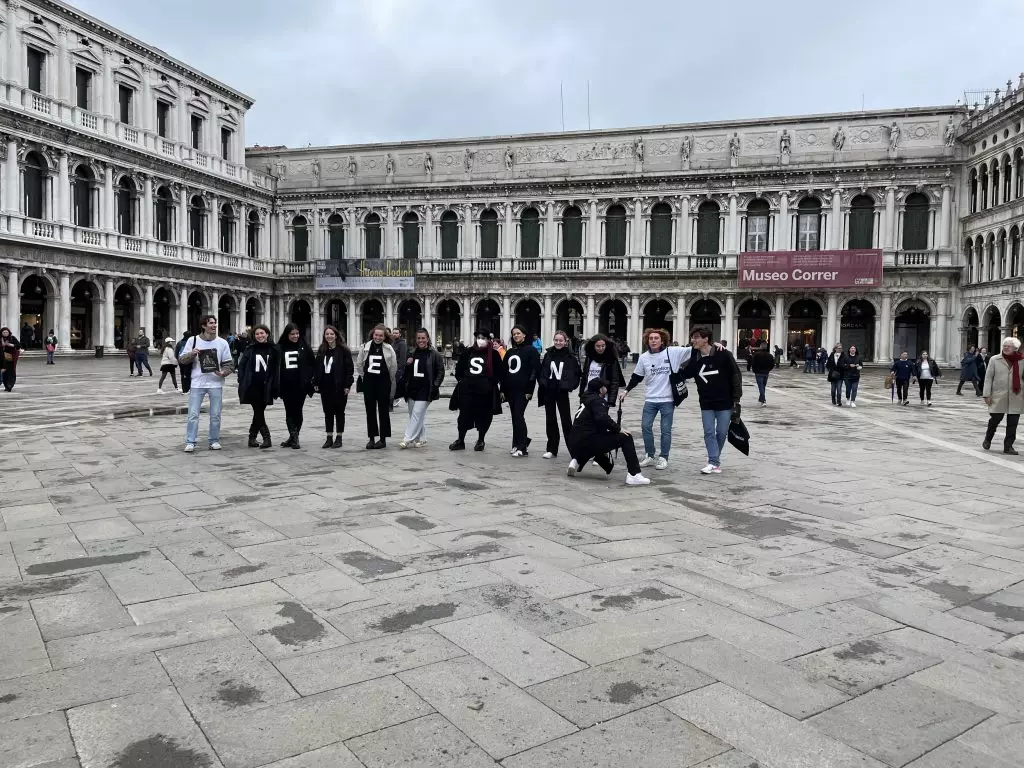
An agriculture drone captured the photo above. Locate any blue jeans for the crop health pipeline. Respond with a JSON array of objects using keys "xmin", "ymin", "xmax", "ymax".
[
  {"xmin": 804, "ymin": 360, "xmax": 814, "ymax": 373},
  {"xmin": 701, "ymin": 409, "xmax": 731, "ymax": 466},
  {"xmin": 845, "ymin": 379, "xmax": 859, "ymax": 402},
  {"xmin": 186, "ymin": 386, "xmax": 223, "ymax": 445},
  {"xmin": 641, "ymin": 400, "xmax": 674, "ymax": 458},
  {"xmin": 46, "ymin": 350, "xmax": 54, "ymax": 364},
  {"xmin": 754, "ymin": 374, "xmax": 768, "ymax": 403}
]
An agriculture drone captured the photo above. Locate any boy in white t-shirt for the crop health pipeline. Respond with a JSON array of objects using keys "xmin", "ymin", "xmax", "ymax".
[{"xmin": 177, "ymin": 315, "xmax": 234, "ymax": 452}]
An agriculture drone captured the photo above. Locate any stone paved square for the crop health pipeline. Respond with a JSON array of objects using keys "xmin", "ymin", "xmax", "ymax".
[{"xmin": 2, "ymin": 359, "xmax": 1024, "ymax": 766}]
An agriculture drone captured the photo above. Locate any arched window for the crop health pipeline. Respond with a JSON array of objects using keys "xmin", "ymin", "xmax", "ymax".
[
  {"xmin": 24, "ymin": 151, "xmax": 46, "ymax": 219},
  {"xmin": 745, "ymin": 199, "xmax": 769, "ymax": 252},
  {"xmin": 980, "ymin": 166, "xmax": 989, "ymax": 209},
  {"xmin": 247, "ymin": 210, "xmax": 259, "ymax": 258},
  {"xmin": 902, "ymin": 193, "xmax": 929, "ymax": 250},
  {"xmin": 1012, "ymin": 226, "xmax": 1021, "ymax": 276},
  {"xmin": 965, "ymin": 239, "xmax": 974, "ymax": 283},
  {"xmin": 440, "ymin": 210, "xmax": 458, "ymax": 260},
  {"xmin": 364, "ymin": 212, "xmax": 381, "ymax": 259},
  {"xmin": 219, "ymin": 203, "xmax": 234, "ymax": 253},
  {"xmin": 328, "ymin": 213, "xmax": 344, "ymax": 260},
  {"xmin": 969, "ymin": 169, "xmax": 978, "ymax": 213},
  {"xmin": 605, "ymin": 204, "xmax": 627, "ymax": 257},
  {"xmin": 696, "ymin": 201, "xmax": 720, "ymax": 255},
  {"xmin": 72, "ymin": 164, "xmax": 94, "ymax": 228},
  {"xmin": 848, "ymin": 194, "xmax": 875, "ymax": 249},
  {"xmin": 562, "ymin": 205, "xmax": 582, "ymax": 259},
  {"xmin": 402, "ymin": 211, "xmax": 419, "ymax": 260},
  {"xmin": 188, "ymin": 195, "xmax": 205, "ymax": 247},
  {"xmin": 796, "ymin": 197, "xmax": 821, "ymax": 251},
  {"xmin": 520, "ymin": 207, "xmax": 539, "ymax": 259},
  {"xmin": 650, "ymin": 202, "xmax": 673, "ymax": 256},
  {"xmin": 292, "ymin": 215, "xmax": 308, "ymax": 262},
  {"xmin": 116, "ymin": 177, "xmax": 135, "ymax": 235},
  {"xmin": 156, "ymin": 186, "xmax": 173, "ymax": 242},
  {"xmin": 480, "ymin": 208, "xmax": 498, "ymax": 260}
]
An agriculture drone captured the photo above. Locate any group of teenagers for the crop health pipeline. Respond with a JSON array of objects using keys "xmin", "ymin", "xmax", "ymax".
[{"xmin": 181, "ymin": 314, "xmax": 745, "ymax": 484}]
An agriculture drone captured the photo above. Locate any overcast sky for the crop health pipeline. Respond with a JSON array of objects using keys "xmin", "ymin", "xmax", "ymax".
[{"xmin": 73, "ymin": 0, "xmax": 1024, "ymax": 148}]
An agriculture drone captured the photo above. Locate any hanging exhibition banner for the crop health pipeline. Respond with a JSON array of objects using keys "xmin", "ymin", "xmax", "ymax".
[
  {"xmin": 315, "ymin": 259, "xmax": 416, "ymax": 291},
  {"xmin": 738, "ymin": 249, "xmax": 883, "ymax": 289}
]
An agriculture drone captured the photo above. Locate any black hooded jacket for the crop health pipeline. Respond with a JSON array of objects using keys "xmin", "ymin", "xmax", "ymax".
[
  {"xmin": 538, "ymin": 345, "xmax": 582, "ymax": 403},
  {"xmin": 503, "ymin": 340, "xmax": 540, "ymax": 396},
  {"xmin": 237, "ymin": 342, "xmax": 280, "ymax": 406},
  {"xmin": 567, "ymin": 378, "xmax": 621, "ymax": 453},
  {"xmin": 578, "ymin": 335, "xmax": 625, "ymax": 401},
  {"xmin": 278, "ymin": 338, "xmax": 315, "ymax": 398},
  {"xmin": 313, "ymin": 344, "xmax": 355, "ymax": 398}
]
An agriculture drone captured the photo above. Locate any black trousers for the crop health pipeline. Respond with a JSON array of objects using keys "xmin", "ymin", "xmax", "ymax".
[
  {"xmin": 249, "ymin": 403, "xmax": 268, "ymax": 436},
  {"xmin": 957, "ymin": 378, "xmax": 980, "ymax": 395},
  {"xmin": 158, "ymin": 366, "xmax": 178, "ymax": 390},
  {"xmin": 507, "ymin": 392, "xmax": 531, "ymax": 450},
  {"xmin": 570, "ymin": 432, "xmax": 642, "ymax": 476},
  {"xmin": 986, "ymin": 413, "xmax": 1019, "ymax": 448},
  {"xmin": 919, "ymin": 380, "xmax": 934, "ymax": 401},
  {"xmin": 323, "ymin": 391, "xmax": 347, "ymax": 434},
  {"xmin": 458, "ymin": 393, "xmax": 494, "ymax": 440},
  {"xmin": 1, "ymin": 364, "xmax": 15, "ymax": 391},
  {"xmin": 544, "ymin": 389, "xmax": 573, "ymax": 454},
  {"xmin": 363, "ymin": 389, "xmax": 391, "ymax": 438},
  {"xmin": 895, "ymin": 380, "xmax": 909, "ymax": 401},
  {"xmin": 282, "ymin": 392, "xmax": 305, "ymax": 435}
]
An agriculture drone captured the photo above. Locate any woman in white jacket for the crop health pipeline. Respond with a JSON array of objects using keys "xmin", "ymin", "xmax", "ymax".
[
  {"xmin": 355, "ymin": 324, "xmax": 398, "ymax": 448},
  {"xmin": 156, "ymin": 337, "xmax": 180, "ymax": 394}
]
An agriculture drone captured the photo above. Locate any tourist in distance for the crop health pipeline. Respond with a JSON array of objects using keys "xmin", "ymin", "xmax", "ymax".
[
  {"xmin": 313, "ymin": 325, "xmax": 354, "ymax": 449},
  {"xmin": 678, "ymin": 326, "xmax": 743, "ymax": 474},
  {"xmin": 356, "ymin": 323, "xmax": 397, "ymax": 449},
  {"xmin": 156, "ymin": 337, "xmax": 181, "ymax": 394},
  {"xmin": 825, "ymin": 343, "xmax": 846, "ymax": 406},
  {"xmin": 399, "ymin": 328, "xmax": 444, "ymax": 449},
  {"xmin": 43, "ymin": 329, "xmax": 57, "ymax": 365},
  {"xmin": 749, "ymin": 342, "xmax": 775, "ymax": 406},
  {"xmin": 538, "ymin": 330, "xmax": 583, "ymax": 459},
  {"xmin": 803, "ymin": 344, "xmax": 816, "ymax": 373},
  {"xmin": 567, "ymin": 378, "xmax": 650, "ymax": 486},
  {"xmin": 237, "ymin": 324, "xmax": 280, "ymax": 449},
  {"xmin": 0, "ymin": 326, "xmax": 21, "ymax": 392},
  {"xmin": 982, "ymin": 336, "xmax": 1024, "ymax": 455},
  {"xmin": 277, "ymin": 322, "xmax": 315, "ymax": 449},
  {"xmin": 579, "ymin": 334, "xmax": 626, "ymax": 405},
  {"xmin": 841, "ymin": 345, "xmax": 864, "ymax": 407},
  {"xmin": 126, "ymin": 334, "xmax": 138, "ymax": 376},
  {"xmin": 178, "ymin": 314, "xmax": 233, "ymax": 452},
  {"xmin": 817, "ymin": 346, "xmax": 828, "ymax": 373},
  {"xmin": 134, "ymin": 328, "xmax": 153, "ymax": 377},
  {"xmin": 502, "ymin": 325, "xmax": 540, "ymax": 457},
  {"xmin": 957, "ymin": 346, "xmax": 982, "ymax": 396},
  {"xmin": 890, "ymin": 351, "xmax": 915, "ymax": 405},
  {"xmin": 913, "ymin": 350, "xmax": 940, "ymax": 406},
  {"xmin": 449, "ymin": 329, "xmax": 505, "ymax": 452},
  {"xmin": 617, "ymin": 327, "xmax": 694, "ymax": 471}
]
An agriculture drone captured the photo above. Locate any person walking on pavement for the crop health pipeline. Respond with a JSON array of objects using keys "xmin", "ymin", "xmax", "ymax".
[
  {"xmin": 178, "ymin": 315, "xmax": 233, "ymax": 452},
  {"xmin": 237, "ymin": 324, "xmax": 279, "ymax": 449},
  {"xmin": 567, "ymin": 378, "xmax": 650, "ymax": 486},
  {"xmin": 313, "ymin": 325, "xmax": 354, "ymax": 449},
  {"xmin": 825, "ymin": 343, "xmax": 845, "ymax": 406},
  {"xmin": 356, "ymin": 324, "xmax": 397, "ymax": 449},
  {"xmin": 134, "ymin": 329, "xmax": 153, "ymax": 377},
  {"xmin": 502, "ymin": 325, "xmax": 540, "ymax": 457},
  {"xmin": 579, "ymin": 334, "xmax": 625, "ymax": 405},
  {"xmin": 982, "ymin": 337, "xmax": 1024, "ymax": 454},
  {"xmin": 449, "ymin": 329, "xmax": 505, "ymax": 452},
  {"xmin": 957, "ymin": 346, "xmax": 982, "ymax": 396},
  {"xmin": 679, "ymin": 326, "xmax": 743, "ymax": 474},
  {"xmin": 44, "ymin": 329, "xmax": 57, "ymax": 364},
  {"xmin": 913, "ymin": 350, "xmax": 941, "ymax": 406},
  {"xmin": 750, "ymin": 342, "xmax": 775, "ymax": 406},
  {"xmin": 390, "ymin": 328, "xmax": 408, "ymax": 409},
  {"xmin": 842, "ymin": 345, "xmax": 863, "ymax": 407},
  {"xmin": 399, "ymin": 328, "xmax": 445, "ymax": 449},
  {"xmin": 538, "ymin": 330, "xmax": 583, "ymax": 459},
  {"xmin": 156, "ymin": 337, "xmax": 181, "ymax": 393},
  {"xmin": 890, "ymin": 351, "xmax": 915, "ymax": 405},
  {"xmin": 126, "ymin": 335, "xmax": 139, "ymax": 376},
  {"xmin": 277, "ymin": 323, "xmax": 315, "ymax": 449},
  {"xmin": 0, "ymin": 327, "xmax": 21, "ymax": 392}
]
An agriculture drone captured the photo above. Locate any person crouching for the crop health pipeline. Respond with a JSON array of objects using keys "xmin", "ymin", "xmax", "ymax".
[{"xmin": 567, "ymin": 378, "xmax": 650, "ymax": 486}]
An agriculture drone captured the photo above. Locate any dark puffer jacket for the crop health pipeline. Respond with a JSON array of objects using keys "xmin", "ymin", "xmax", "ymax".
[{"xmin": 578, "ymin": 334, "xmax": 626, "ymax": 401}]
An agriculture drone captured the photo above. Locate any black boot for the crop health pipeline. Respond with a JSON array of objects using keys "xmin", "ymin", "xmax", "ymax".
[
  {"xmin": 1005, "ymin": 444, "xmax": 1019, "ymax": 455},
  {"xmin": 281, "ymin": 420, "xmax": 294, "ymax": 448},
  {"xmin": 366, "ymin": 438, "xmax": 377, "ymax": 449},
  {"xmin": 322, "ymin": 435, "xmax": 334, "ymax": 449},
  {"xmin": 474, "ymin": 440, "xmax": 485, "ymax": 451},
  {"xmin": 259, "ymin": 426, "xmax": 273, "ymax": 449},
  {"xmin": 248, "ymin": 431, "xmax": 259, "ymax": 448},
  {"xmin": 332, "ymin": 435, "xmax": 343, "ymax": 448},
  {"xmin": 291, "ymin": 431, "xmax": 301, "ymax": 449},
  {"xmin": 377, "ymin": 438, "xmax": 386, "ymax": 449},
  {"xmin": 449, "ymin": 438, "xmax": 466, "ymax": 451}
]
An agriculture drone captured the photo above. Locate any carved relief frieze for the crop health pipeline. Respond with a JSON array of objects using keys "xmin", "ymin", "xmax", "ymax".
[
  {"xmin": 695, "ymin": 135, "xmax": 727, "ymax": 154},
  {"xmin": 848, "ymin": 125, "xmax": 885, "ymax": 145},
  {"xmin": 745, "ymin": 132, "xmax": 778, "ymax": 153}
]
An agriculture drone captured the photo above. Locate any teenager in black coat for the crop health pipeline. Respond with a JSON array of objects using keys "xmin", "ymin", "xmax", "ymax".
[
  {"xmin": 277, "ymin": 323, "xmax": 315, "ymax": 449},
  {"xmin": 237, "ymin": 324, "xmax": 280, "ymax": 449},
  {"xmin": 578, "ymin": 334, "xmax": 625, "ymax": 404},
  {"xmin": 313, "ymin": 325, "xmax": 354, "ymax": 449},
  {"xmin": 503, "ymin": 325, "xmax": 540, "ymax": 457},
  {"xmin": 538, "ymin": 330, "xmax": 582, "ymax": 458},
  {"xmin": 449, "ymin": 330, "xmax": 505, "ymax": 452}
]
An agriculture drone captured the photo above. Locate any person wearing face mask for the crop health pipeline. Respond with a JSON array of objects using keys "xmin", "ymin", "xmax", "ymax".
[
  {"xmin": 400, "ymin": 328, "xmax": 445, "ymax": 449},
  {"xmin": 237, "ymin": 324, "xmax": 280, "ymax": 449},
  {"xmin": 579, "ymin": 334, "xmax": 625, "ymax": 405},
  {"xmin": 450, "ymin": 330, "xmax": 505, "ymax": 451},
  {"xmin": 313, "ymin": 325, "xmax": 354, "ymax": 449},
  {"xmin": 277, "ymin": 323, "xmax": 315, "ymax": 449},
  {"xmin": 503, "ymin": 325, "xmax": 540, "ymax": 457},
  {"xmin": 538, "ymin": 330, "xmax": 583, "ymax": 459},
  {"xmin": 825, "ymin": 343, "xmax": 845, "ymax": 406},
  {"xmin": 982, "ymin": 337, "xmax": 1024, "ymax": 454},
  {"xmin": 356, "ymin": 324, "xmax": 397, "ymax": 449},
  {"xmin": 913, "ymin": 350, "xmax": 941, "ymax": 407},
  {"xmin": 567, "ymin": 378, "xmax": 650, "ymax": 486},
  {"xmin": 890, "ymin": 351, "xmax": 915, "ymax": 406}
]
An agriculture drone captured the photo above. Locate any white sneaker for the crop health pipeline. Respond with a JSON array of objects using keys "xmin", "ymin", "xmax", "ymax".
[
  {"xmin": 414, "ymin": 440, "xmax": 428, "ymax": 448},
  {"xmin": 626, "ymin": 472, "xmax": 651, "ymax": 486},
  {"xmin": 638, "ymin": 455, "xmax": 655, "ymax": 468},
  {"xmin": 654, "ymin": 456, "xmax": 669, "ymax": 471},
  {"xmin": 174, "ymin": 388, "xmax": 182, "ymax": 394},
  {"xmin": 209, "ymin": 442, "xmax": 222, "ymax": 451},
  {"xmin": 184, "ymin": 443, "xmax": 195, "ymax": 453},
  {"xmin": 509, "ymin": 448, "xmax": 517, "ymax": 455},
  {"xmin": 398, "ymin": 440, "xmax": 409, "ymax": 449},
  {"xmin": 567, "ymin": 459, "xmax": 579, "ymax": 477},
  {"xmin": 155, "ymin": 388, "xmax": 164, "ymax": 394},
  {"xmin": 700, "ymin": 463, "xmax": 720, "ymax": 474},
  {"xmin": 511, "ymin": 448, "xmax": 524, "ymax": 457},
  {"xmin": 542, "ymin": 451, "xmax": 555, "ymax": 459},
  {"xmin": 850, "ymin": 402, "xmax": 857, "ymax": 408}
]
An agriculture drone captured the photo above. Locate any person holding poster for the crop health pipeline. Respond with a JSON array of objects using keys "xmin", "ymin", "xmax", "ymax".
[{"xmin": 178, "ymin": 315, "xmax": 233, "ymax": 452}]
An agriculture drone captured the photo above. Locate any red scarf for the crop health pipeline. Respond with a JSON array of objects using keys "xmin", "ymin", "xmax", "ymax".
[{"xmin": 1003, "ymin": 352, "xmax": 1023, "ymax": 394}]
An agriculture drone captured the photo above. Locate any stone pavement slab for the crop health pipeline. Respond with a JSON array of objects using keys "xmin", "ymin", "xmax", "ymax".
[
  {"xmin": 345, "ymin": 713, "xmax": 499, "ymax": 767},
  {"xmin": 0, "ymin": 711, "xmax": 76, "ymax": 768},
  {"xmin": 786, "ymin": 635, "xmax": 942, "ymax": 695}
]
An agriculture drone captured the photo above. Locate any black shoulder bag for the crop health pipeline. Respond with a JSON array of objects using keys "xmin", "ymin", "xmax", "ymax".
[{"xmin": 666, "ymin": 350, "xmax": 689, "ymax": 407}]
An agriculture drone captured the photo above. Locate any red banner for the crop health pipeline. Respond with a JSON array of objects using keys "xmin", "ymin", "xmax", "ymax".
[{"xmin": 738, "ymin": 250, "xmax": 883, "ymax": 289}]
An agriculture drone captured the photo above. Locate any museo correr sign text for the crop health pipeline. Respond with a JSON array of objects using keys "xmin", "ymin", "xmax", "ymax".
[{"xmin": 737, "ymin": 250, "xmax": 883, "ymax": 289}]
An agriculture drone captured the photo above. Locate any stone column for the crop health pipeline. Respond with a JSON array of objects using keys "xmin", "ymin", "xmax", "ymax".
[
  {"xmin": 773, "ymin": 294, "xmax": 785, "ymax": 347},
  {"xmin": 56, "ymin": 25, "xmax": 70, "ymax": 106},
  {"xmin": 140, "ymin": 64, "xmax": 152, "ymax": 133},
  {"xmin": 177, "ymin": 186, "xmax": 188, "ymax": 244},
  {"xmin": 727, "ymin": 194, "xmax": 739, "ymax": 253},
  {"xmin": 178, "ymin": 286, "xmax": 188, "ymax": 336},
  {"xmin": 777, "ymin": 192, "xmax": 790, "ymax": 250},
  {"xmin": 142, "ymin": 177, "xmax": 153, "ymax": 240},
  {"xmin": 310, "ymin": 208, "xmax": 322, "ymax": 261},
  {"xmin": 7, "ymin": 268, "xmax": 18, "ymax": 332},
  {"xmin": 936, "ymin": 294, "xmax": 949, "ymax": 362},
  {"xmin": 939, "ymin": 185, "xmax": 951, "ymax": 249},
  {"xmin": 102, "ymin": 165, "xmax": 114, "ymax": 231},
  {"xmin": 6, "ymin": 1, "xmax": 20, "ymax": 90},
  {"xmin": 385, "ymin": 295, "xmax": 395, "ymax": 331},
  {"xmin": 311, "ymin": 294, "xmax": 321, "ymax": 346},
  {"xmin": 422, "ymin": 295, "xmax": 434, "ymax": 340},
  {"xmin": 345, "ymin": 295, "xmax": 357, "ymax": 345},
  {"xmin": 503, "ymin": 203, "xmax": 514, "ymax": 258},
  {"xmin": 209, "ymin": 194, "xmax": 219, "ymax": 252},
  {"xmin": 724, "ymin": 293, "xmax": 736, "ymax": 348},
  {"xmin": 385, "ymin": 206, "xmax": 396, "ymax": 259},
  {"xmin": 883, "ymin": 186, "xmax": 896, "ymax": 249},
  {"xmin": 543, "ymin": 294, "xmax": 553, "ymax": 344},
  {"xmin": 461, "ymin": 295, "xmax": 472, "ymax": 341},
  {"xmin": 423, "ymin": 205, "xmax": 434, "ymax": 260},
  {"xmin": 631, "ymin": 199, "xmax": 643, "ymax": 255},
  {"xmin": 143, "ymin": 284, "xmax": 154, "ymax": 348},
  {"xmin": 278, "ymin": 296, "xmax": 286, "ymax": 333},
  {"xmin": 347, "ymin": 209, "xmax": 358, "ymax": 260},
  {"xmin": 104, "ymin": 278, "xmax": 115, "ymax": 348},
  {"xmin": 57, "ymin": 272, "xmax": 71, "ymax": 351},
  {"xmin": 56, "ymin": 152, "xmax": 70, "ymax": 224},
  {"xmin": 630, "ymin": 294, "xmax": 641, "ymax": 355},
  {"xmin": 678, "ymin": 196, "xmax": 691, "ymax": 254},
  {"xmin": 831, "ymin": 189, "xmax": 843, "ymax": 249},
  {"xmin": 588, "ymin": 200, "xmax": 599, "ymax": 257},
  {"xmin": 826, "ymin": 294, "xmax": 839, "ymax": 347},
  {"xmin": 501, "ymin": 294, "xmax": 511, "ymax": 338},
  {"xmin": 676, "ymin": 294, "xmax": 688, "ymax": 339},
  {"xmin": 585, "ymin": 294, "xmax": 595, "ymax": 338},
  {"xmin": 545, "ymin": 201, "xmax": 556, "ymax": 257},
  {"xmin": 4, "ymin": 138, "xmax": 19, "ymax": 213}
]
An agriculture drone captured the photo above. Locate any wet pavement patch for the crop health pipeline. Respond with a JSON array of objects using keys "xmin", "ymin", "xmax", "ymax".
[
  {"xmin": 221, "ymin": 564, "xmax": 264, "ymax": 578},
  {"xmin": 0, "ymin": 574, "xmax": 88, "ymax": 601},
  {"xmin": 370, "ymin": 602, "xmax": 458, "ymax": 633},
  {"xmin": 25, "ymin": 551, "xmax": 148, "ymax": 576},
  {"xmin": 607, "ymin": 681, "xmax": 646, "ymax": 704},
  {"xmin": 225, "ymin": 495, "xmax": 260, "ymax": 504},
  {"xmin": 216, "ymin": 680, "xmax": 264, "ymax": 708},
  {"xmin": 455, "ymin": 530, "xmax": 515, "ymax": 541},
  {"xmin": 394, "ymin": 515, "xmax": 436, "ymax": 531},
  {"xmin": 0, "ymin": 693, "xmax": 18, "ymax": 704},
  {"xmin": 833, "ymin": 640, "xmax": 887, "ymax": 663},
  {"xmin": 594, "ymin": 587, "xmax": 676, "ymax": 610},
  {"xmin": 962, "ymin": 597, "xmax": 1024, "ymax": 623},
  {"xmin": 919, "ymin": 580, "xmax": 987, "ymax": 606},
  {"xmin": 338, "ymin": 551, "xmax": 406, "ymax": 577},
  {"xmin": 113, "ymin": 734, "xmax": 213, "ymax": 768},
  {"xmin": 445, "ymin": 479, "xmax": 488, "ymax": 491},
  {"xmin": 424, "ymin": 543, "xmax": 502, "ymax": 563},
  {"xmin": 264, "ymin": 602, "xmax": 326, "ymax": 646}
]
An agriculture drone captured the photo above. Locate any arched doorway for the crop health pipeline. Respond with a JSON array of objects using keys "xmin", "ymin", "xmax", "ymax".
[
  {"xmin": 643, "ymin": 299, "xmax": 674, "ymax": 339},
  {"xmin": 555, "ymin": 299, "xmax": 584, "ymax": 345},
  {"xmin": 514, "ymin": 299, "xmax": 542, "ymax": 342},
  {"xmin": 397, "ymin": 299, "xmax": 422, "ymax": 342},
  {"xmin": 840, "ymin": 299, "xmax": 876, "ymax": 359},
  {"xmin": 737, "ymin": 298, "xmax": 771, "ymax": 353},
  {"xmin": 153, "ymin": 287, "xmax": 176, "ymax": 341},
  {"xmin": 18, "ymin": 275, "xmax": 52, "ymax": 349},
  {"xmin": 218, "ymin": 295, "xmax": 236, "ymax": 337},
  {"xmin": 323, "ymin": 299, "xmax": 346, "ymax": 340},
  {"xmin": 599, "ymin": 299, "xmax": 628, "ymax": 343},
  {"xmin": 894, "ymin": 300, "xmax": 931, "ymax": 358},
  {"xmin": 360, "ymin": 298, "xmax": 384, "ymax": 341},
  {"xmin": 787, "ymin": 299, "xmax": 823, "ymax": 349},
  {"xmin": 70, "ymin": 279, "xmax": 101, "ymax": 349},
  {"xmin": 113, "ymin": 283, "xmax": 140, "ymax": 349},
  {"xmin": 290, "ymin": 299, "xmax": 312, "ymax": 342},
  {"xmin": 962, "ymin": 308, "xmax": 980, "ymax": 350},
  {"xmin": 245, "ymin": 297, "xmax": 263, "ymax": 329},
  {"xmin": 435, "ymin": 299, "xmax": 460, "ymax": 348},
  {"xmin": 982, "ymin": 306, "xmax": 1002, "ymax": 353},
  {"xmin": 186, "ymin": 291, "xmax": 206, "ymax": 336},
  {"xmin": 475, "ymin": 298, "xmax": 500, "ymax": 338},
  {"xmin": 1008, "ymin": 303, "xmax": 1024, "ymax": 340},
  {"xmin": 689, "ymin": 299, "xmax": 722, "ymax": 343}
]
